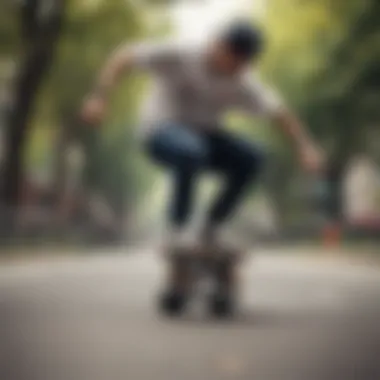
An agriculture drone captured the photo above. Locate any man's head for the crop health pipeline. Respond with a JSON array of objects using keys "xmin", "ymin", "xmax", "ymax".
[{"xmin": 209, "ymin": 21, "xmax": 264, "ymax": 75}]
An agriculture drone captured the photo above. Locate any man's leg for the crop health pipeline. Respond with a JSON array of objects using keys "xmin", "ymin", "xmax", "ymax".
[
  {"xmin": 146, "ymin": 125, "xmax": 209, "ymax": 228},
  {"xmin": 205, "ymin": 130, "xmax": 266, "ymax": 235}
]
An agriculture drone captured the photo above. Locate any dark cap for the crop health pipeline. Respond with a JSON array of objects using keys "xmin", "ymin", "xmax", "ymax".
[{"xmin": 221, "ymin": 21, "xmax": 264, "ymax": 60}]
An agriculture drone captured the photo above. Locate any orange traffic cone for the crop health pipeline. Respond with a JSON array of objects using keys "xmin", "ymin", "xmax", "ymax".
[{"xmin": 322, "ymin": 223, "xmax": 342, "ymax": 248}]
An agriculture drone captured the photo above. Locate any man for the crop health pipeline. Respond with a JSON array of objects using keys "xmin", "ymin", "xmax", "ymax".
[{"xmin": 82, "ymin": 21, "xmax": 324, "ymax": 249}]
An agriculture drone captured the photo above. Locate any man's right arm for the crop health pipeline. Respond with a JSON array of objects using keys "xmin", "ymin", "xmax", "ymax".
[
  {"xmin": 81, "ymin": 45, "xmax": 138, "ymax": 125},
  {"xmin": 93, "ymin": 46, "xmax": 136, "ymax": 100},
  {"xmin": 81, "ymin": 41, "xmax": 180, "ymax": 125}
]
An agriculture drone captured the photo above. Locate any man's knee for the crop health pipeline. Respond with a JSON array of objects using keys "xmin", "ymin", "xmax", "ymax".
[
  {"xmin": 177, "ymin": 143, "xmax": 208, "ymax": 171},
  {"xmin": 147, "ymin": 126, "xmax": 208, "ymax": 171},
  {"xmin": 238, "ymin": 145, "xmax": 266, "ymax": 178}
]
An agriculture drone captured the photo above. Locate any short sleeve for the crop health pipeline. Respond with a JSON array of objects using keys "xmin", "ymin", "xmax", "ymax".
[
  {"xmin": 129, "ymin": 41, "xmax": 183, "ymax": 73},
  {"xmin": 238, "ymin": 74, "xmax": 284, "ymax": 118}
]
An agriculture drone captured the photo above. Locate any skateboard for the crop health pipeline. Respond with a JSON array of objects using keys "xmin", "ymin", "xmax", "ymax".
[{"xmin": 158, "ymin": 244, "xmax": 243, "ymax": 318}]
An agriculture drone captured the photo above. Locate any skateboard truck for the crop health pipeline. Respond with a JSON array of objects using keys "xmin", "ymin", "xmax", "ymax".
[{"xmin": 158, "ymin": 244, "xmax": 243, "ymax": 318}]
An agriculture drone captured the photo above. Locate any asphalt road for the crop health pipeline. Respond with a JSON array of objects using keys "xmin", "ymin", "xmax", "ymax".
[{"xmin": 1, "ymin": 248, "xmax": 380, "ymax": 380}]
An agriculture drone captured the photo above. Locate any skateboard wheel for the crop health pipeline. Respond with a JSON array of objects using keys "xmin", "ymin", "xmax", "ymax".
[
  {"xmin": 210, "ymin": 292, "xmax": 234, "ymax": 318},
  {"xmin": 159, "ymin": 290, "xmax": 187, "ymax": 316}
]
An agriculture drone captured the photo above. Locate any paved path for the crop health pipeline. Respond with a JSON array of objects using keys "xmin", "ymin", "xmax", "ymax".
[{"xmin": 1, "ymin": 249, "xmax": 380, "ymax": 380}]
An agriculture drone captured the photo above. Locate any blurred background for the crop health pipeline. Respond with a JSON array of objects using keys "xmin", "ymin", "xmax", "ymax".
[
  {"xmin": 0, "ymin": 0, "xmax": 379, "ymax": 249},
  {"xmin": 1, "ymin": 2, "xmax": 380, "ymax": 380}
]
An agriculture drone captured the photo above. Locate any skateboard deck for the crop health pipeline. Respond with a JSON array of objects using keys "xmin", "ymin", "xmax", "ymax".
[{"xmin": 158, "ymin": 244, "xmax": 244, "ymax": 318}]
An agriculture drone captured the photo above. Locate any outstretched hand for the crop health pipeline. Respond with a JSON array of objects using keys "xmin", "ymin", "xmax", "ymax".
[
  {"xmin": 80, "ymin": 94, "xmax": 107, "ymax": 126},
  {"xmin": 299, "ymin": 143, "xmax": 326, "ymax": 174}
]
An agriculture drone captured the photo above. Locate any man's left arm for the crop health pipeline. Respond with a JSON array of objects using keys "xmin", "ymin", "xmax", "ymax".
[
  {"xmin": 240, "ymin": 76, "xmax": 325, "ymax": 173},
  {"xmin": 272, "ymin": 108, "xmax": 325, "ymax": 173}
]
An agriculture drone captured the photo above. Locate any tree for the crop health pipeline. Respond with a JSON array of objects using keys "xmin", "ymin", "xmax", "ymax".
[
  {"xmin": 1, "ymin": 0, "xmax": 66, "ymax": 230},
  {"xmin": 43, "ymin": 0, "xmax": 147, "ymax": 225},
  {"xmin": 262, "ymin": 0, "xmax": 380, "ymax": 223}
]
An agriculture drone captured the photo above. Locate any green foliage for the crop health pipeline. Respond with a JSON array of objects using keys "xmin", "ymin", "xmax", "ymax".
[
  {"xmin": 259, "ymin": 0, "xmax": 380, "ymax": 223},
  {"xmin": 2, "ymin": 0, "xmax": 378, "ymax": 229},
  {"xmin": 0, "ymin": 2, "xmax": 20, "ymax": 56},
  {"xmin": 0, "ymin": 0, "xmax": 166, "ymax": 225},
  {"xmin": 43, "ymin": 0, "xmax": 144, "ymax": 119},
  {"xmin": 33, "ymin": 0, "xmax": 151, "ymax": 213},
  {"xmin": 264, "ymin": 0, "xmax": 379, "ymax": 157}
]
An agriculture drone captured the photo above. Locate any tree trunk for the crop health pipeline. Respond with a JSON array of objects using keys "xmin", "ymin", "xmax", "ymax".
[{"xmin": 0, "ymin": 0, "xmax": 65, "ymax": 230}]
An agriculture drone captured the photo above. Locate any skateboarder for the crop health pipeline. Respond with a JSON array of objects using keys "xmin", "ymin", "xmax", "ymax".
[{"xmin": 82, "ymin": 21, "xmax": 324, "ymax": 251}]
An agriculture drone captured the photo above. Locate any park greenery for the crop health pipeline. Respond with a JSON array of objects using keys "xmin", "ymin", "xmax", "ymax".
[{"xmin": 0, "ymin": 0, "xmax": 378, "ymax": 244}]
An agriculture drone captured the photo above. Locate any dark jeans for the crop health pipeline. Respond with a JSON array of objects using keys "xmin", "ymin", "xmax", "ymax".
[{"xmin": 145, "ymin": 124, "xmax": 266, "ymax": 228}]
